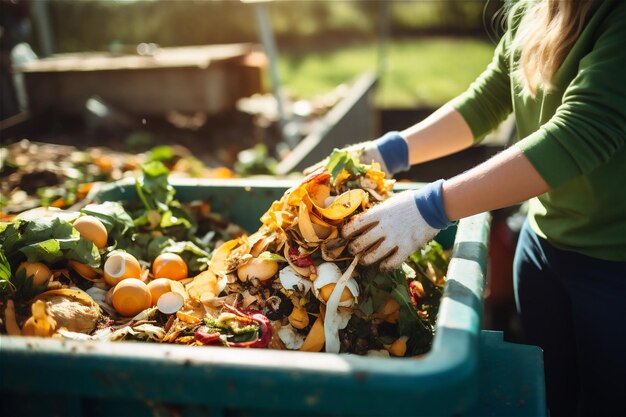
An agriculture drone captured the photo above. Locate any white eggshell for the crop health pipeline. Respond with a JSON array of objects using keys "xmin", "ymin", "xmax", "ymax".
[
  {"xmin": 337, "ymin": 279, "xmax": 359, "ymax": 308},
  {"xmin": 156, "ymin": 292, "xmax": 184, "ymax": 314},
  {"xmin": 279, "ymin": 266, "xmax": 312, "ymax": 294},
  {"xmin": 313, "ymin": 262, "xmax": 342, "ymax": 291},
  {"xmin": 313, "ymin": 262, "xmax": 359, "ymax": 306},
  {"xmin": 277, "ymin": 324, "xmax": 305, "ymax": 350}
]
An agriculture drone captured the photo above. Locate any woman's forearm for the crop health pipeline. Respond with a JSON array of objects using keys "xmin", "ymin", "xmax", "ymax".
[
  {"xmin": 401, "ymin": 103, "xmax": 475, "ymax": 165},
  {"xmin": 442, "ymin": 144, "xmax": 550, "ymax": 221},
  {"xmin": 399, "ymin": 104, "xmax": 547, "ymax": 220}
]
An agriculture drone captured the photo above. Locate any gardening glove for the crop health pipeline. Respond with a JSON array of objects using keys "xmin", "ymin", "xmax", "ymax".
[
  {"xmin": 305, "ymin": 131, "xmax": 410, "ymax": 177},
  {"xmin": 342, "ymin": 179, "xmax": 454, "ymax": 272}
]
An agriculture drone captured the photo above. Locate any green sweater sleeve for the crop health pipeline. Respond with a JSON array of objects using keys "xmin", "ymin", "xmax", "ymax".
[
  {"xmin": 449, "ymin": 34, "xmax": 513, "ymax": 143},
  {"xmin": 518, "ymin": 2, "xmax": 626, "ymax": 188}
]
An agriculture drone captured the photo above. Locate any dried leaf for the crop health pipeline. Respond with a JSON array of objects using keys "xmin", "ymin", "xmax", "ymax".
[{"xmin": 297, "ymin": 201, "xmax": 321, "ymax": 243}]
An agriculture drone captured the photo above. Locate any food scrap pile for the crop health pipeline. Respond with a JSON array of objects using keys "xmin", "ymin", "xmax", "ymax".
[
  {"xmin": 0, "ymin": 140, "xmax": 235, "ymax": 218},
  {"xmin": 0, "ymin": 152, "xmax": 448, "ymax": 357}
]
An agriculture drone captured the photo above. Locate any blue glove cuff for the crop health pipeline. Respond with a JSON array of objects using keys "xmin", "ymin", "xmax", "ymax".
[
  {"xmin": 373, "ymin": 131, "xmax": 409, "ymax": 175},
  {"xmin": 413, "ymin": 179, "xmax": 456, "ymax": 230}
]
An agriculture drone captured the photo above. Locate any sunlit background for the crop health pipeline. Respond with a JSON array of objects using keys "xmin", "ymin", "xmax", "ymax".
[
  {"xmin": 1, "ymin": 0, "xmax": 507, "ymax": 179},
  {"xmin": 10, "ymin": 0, "xmax": 502, "ymax": 108}
]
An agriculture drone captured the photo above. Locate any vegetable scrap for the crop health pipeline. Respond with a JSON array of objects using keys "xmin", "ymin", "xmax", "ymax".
[
  {"xmin": 0, "ymin": 153, "xmax": 448, "ymax": 357},
  {"xmin": 0, "ymin": 139, "xmax": 235, "ymax": 219}
]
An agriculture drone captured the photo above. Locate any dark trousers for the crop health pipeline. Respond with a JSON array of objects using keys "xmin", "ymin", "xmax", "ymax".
[{"xmin": 513, "ymin": 220, "xmax": 626, "ymax": 417}]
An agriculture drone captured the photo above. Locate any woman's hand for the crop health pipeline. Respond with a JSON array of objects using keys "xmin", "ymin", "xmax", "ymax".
[
  {"xmin": 342, "ymin": 180, "xmax": 453, "ymax": 271},
  {"xmin": 304, "ymin": 132, "xmax": 410, "ymax": 177}
]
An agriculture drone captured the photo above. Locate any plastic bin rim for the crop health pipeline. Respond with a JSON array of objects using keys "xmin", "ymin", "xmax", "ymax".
[{"xmin": 96, "ymin": 176, "xmax": 431, "ymax": 192}]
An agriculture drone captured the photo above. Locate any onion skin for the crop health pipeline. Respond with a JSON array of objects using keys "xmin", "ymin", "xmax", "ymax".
[
  {"xmin": 222, "ymin": 304, "xmax": 271, "ymax": 348},
  {"xmin": 287, "ymin": 247, "xmax": 315, "ymax": 268},
  {"xmin": 194, "ymin": 306, "xmax": 272, "ymax": 348},
  {"xmin": 194, "ymin": 326, "xmax": 221, "ymax": 344},
  {"xmin": 248, "ymin": 312, "xmax": 271, "ymax": 348},
  {"xmin": 410, "ymin": 280, "xmax": 425, "ymax": 305}
]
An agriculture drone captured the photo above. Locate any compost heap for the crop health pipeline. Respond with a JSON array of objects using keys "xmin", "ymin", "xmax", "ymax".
[
  {"xmin": 0, "ymin": 152, "xmax": 447, "ymax": 357},
  {"xmin": 0, "ymin": 139, "xmax": 236, "ymax": 218}
]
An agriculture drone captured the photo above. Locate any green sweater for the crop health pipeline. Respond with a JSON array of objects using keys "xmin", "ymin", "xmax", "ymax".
[{"xmin": 451, "ymin": 0, "xmax": 626, "ymax": 261}]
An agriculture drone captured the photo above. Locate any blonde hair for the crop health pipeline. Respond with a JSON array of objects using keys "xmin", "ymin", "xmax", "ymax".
[{"xmin": 513, "ymin": 0, "xmax": 595, "ymax": 96}]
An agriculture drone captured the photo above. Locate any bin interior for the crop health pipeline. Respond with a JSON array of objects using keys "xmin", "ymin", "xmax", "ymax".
[{"xmin": 0, "ymin": 179, "xmax": 490, "ymax": 417}]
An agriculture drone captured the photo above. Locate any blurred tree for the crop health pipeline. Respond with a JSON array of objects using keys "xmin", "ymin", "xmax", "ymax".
[{"xmin": 45, "ymin": 0, "xmax": 497, "ymax": 54}]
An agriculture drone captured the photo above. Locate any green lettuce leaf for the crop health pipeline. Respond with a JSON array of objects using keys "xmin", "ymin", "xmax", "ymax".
[
  {"xmin": 358, "ymin": 267, "xmax": 432, "ymax": 356},
  {"xmin": 160, "ymin": 209, "xmax": 192, "ymax": 230},
  {"xmin": 135, "ymin": 161, "xmax": 174, "ymax": 212},
  {"xmin": 1, "ymin": 217, "xmax": 100, "ymax": 268},
  {"xmin": 325, "ymin": 149, "xmax": 367, "ymax": 184},
  {"xmin": 409, "ymin": 240, "xmax": 448, "ymax": 276},
  {"xmin": 0, "ymin": 250, "xmax": 13, "ymax": 297}
]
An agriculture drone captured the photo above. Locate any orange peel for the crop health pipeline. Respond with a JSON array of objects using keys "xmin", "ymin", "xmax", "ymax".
[
  {"xmin": 315, "ymin": 189, "xmax": 366, "ymax": 220},
  {"xmin": 209, "ymin": 239, "xmax": 241, "ymax": 276},
  {"xmin": 300, "ymin": 316, "xmax": 325, "ymax": 352},
  {"xmin": 21, "ymin": 300, "xmax": 57, "ymax": 337},
  {"xmin": 186, "ymin": 270, "xmax": 220, "ymax": 307}
]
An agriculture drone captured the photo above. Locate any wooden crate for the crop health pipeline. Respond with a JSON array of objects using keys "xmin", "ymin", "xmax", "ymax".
[{"xmin": 20, "ymin": 43, "xmax": 266, "ymax": 116}]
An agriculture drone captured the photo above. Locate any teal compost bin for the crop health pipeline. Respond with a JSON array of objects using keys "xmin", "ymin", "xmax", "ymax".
[{"xmin": 0, "ymin": 179, "xmax": 544, "ymax": 417}]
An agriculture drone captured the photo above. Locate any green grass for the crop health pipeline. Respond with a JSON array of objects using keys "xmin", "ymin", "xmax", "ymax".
[{"xmin": 278, "ymin": 38, "xmax": 496, "ymax": 108}]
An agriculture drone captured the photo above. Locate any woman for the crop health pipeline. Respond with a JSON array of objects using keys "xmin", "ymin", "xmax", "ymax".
[{"xmin": 334, "ymin": 1, "xmax": 625, "ymax": 416}]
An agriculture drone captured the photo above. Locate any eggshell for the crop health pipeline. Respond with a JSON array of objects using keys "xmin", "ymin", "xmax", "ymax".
[
  {"xmin": 73, "ymin": 215, "xmax": 108, "ymax": 249},
  {"xmin": 104, "ymin": 252, "xmax": 141, "ymax": 287},
  {"xmin": 279, "ymin": 266, "xmax": 312, "ymax": 294},
  {"xmin": 111, "ymin": 278, "xmax": 152, "ymax": 317},
  {"xmin": 147, "ymin": 278, "xmax": 173, "ymax": 306},
  {"xmin": 156, "ymin": 292, "xmax": 184, "ymax": 315},
  {"xmin": 152, "ymin": 253, "xmax": 188, "ymax": 281},
  {"xmin": 313, "ymin": 262, "xmax": 359, "ymax": 306},
  {"xmin": 277, "ymin": 325, "xmax": 305, "ymax": 350},
  {"xmin": 16, "ymin": 262, "xmax": 52, "ymax": 287},
  {"xmin": 237, "ymin": 258, "xmax": 278, "ymax": 282},
  {"xmin": 313, "ymin": 263, "xmax": 342, "ymax": 289}
]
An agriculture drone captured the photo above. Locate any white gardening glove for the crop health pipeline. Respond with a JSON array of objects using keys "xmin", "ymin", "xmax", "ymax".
[
  {"xmin": 304, "ymin": 131, "xmax": 410, "ymax": 177},
  {"xmin": 342, "ymin": 180, "xmax": 454, "ymax": 272},
  {"xmin": 344, "ymin": 141, "xmax": 391, "ymax": 176}
]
